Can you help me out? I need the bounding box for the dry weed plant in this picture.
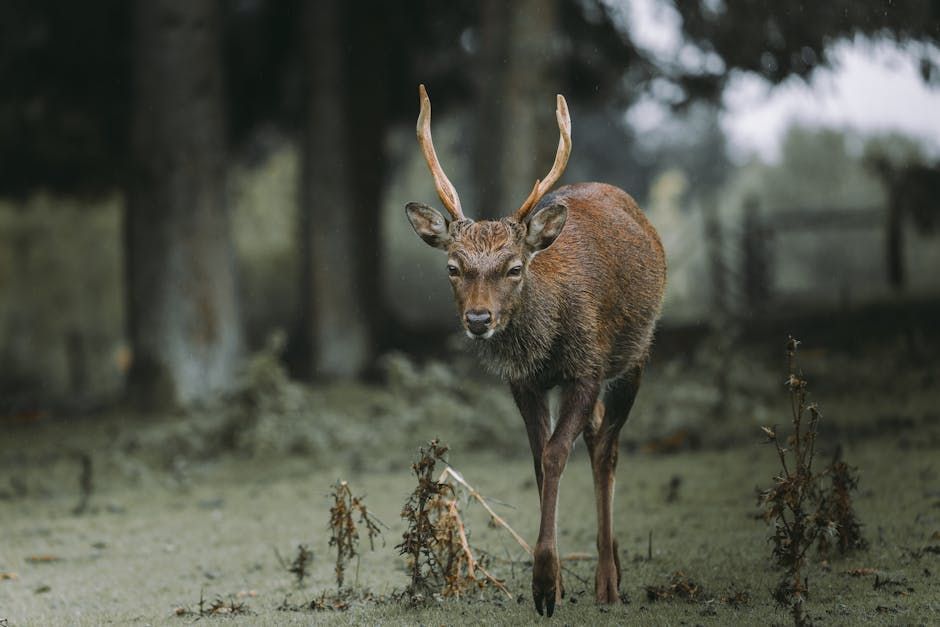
[277,588,388,613]
[645,571,704,603]
[644,571,751,615]
[758,337,866,626]
[287,545,313,586]
[721,588,751,609]
[174,589,250,617]
[328,480,385,588]
[815,453,868,556]
[396,439,511,600]
[397,439,450,596]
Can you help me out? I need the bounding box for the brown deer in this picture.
[405,85,666,616]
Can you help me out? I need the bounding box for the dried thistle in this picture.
[397,439,453,595]
[396,439,510,599]
[815,455,868,556]
[328,480,385,589]
[758,337,867,627]
[758,337,820,626]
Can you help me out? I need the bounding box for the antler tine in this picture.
[416,84,464,221]
[514,94,572,221]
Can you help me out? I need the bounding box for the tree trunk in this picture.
[475,0,560,220]
[126,0,242,409]
[346,9,388,355]
[297,0,371,378]
[474,0,510,219]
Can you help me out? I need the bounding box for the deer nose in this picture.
[465,310,493,335]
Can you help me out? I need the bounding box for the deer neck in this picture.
[470,274,561,383]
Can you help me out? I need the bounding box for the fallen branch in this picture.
[441,468,601,586]
[438,466,532,555]
[445,499,512,598]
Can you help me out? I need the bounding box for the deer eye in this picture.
[447,264,460,277]
[506,264,523,278]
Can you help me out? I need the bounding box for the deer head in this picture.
[405,84,571,339]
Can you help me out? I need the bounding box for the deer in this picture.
[404,85,666,617]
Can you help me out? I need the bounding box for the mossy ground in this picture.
[1,425,938,625]
[2,331,939,625]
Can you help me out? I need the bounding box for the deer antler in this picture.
[514,94,571,222]
[417,84,464,221]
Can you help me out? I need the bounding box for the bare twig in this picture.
[72,451,93,515]
[445,500,511,598]
[438,467,532,555]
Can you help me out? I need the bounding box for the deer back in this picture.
[471,182,666,385]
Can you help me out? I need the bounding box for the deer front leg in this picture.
[510,383,551,503]
[531,377,601,617]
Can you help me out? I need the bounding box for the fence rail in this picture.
[771,207,884,231]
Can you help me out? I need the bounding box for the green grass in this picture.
[1,431,938,625]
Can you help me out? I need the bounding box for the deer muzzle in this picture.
[464,309,494,338]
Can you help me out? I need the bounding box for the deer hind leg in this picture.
[583,366,643,604]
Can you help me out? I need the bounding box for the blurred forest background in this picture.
[4,4,940,623]
[0,0,938,425]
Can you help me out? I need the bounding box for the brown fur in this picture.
[407,180,666,616]
[460,183,666,384]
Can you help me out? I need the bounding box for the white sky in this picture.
[613,0,940,163]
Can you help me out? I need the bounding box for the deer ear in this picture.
[525,203,567,252]
[405,202,452,249]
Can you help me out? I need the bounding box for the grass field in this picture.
[2,421,939,625]
[2,330,939,625]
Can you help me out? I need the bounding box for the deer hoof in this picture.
[594,563,621,604]
[532,547,563,617]
[595,540,623,603]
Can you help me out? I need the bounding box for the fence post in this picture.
[886,196,905,290]
[741,196,770,314]
[702,198,735,421]
[704,201,727,317]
